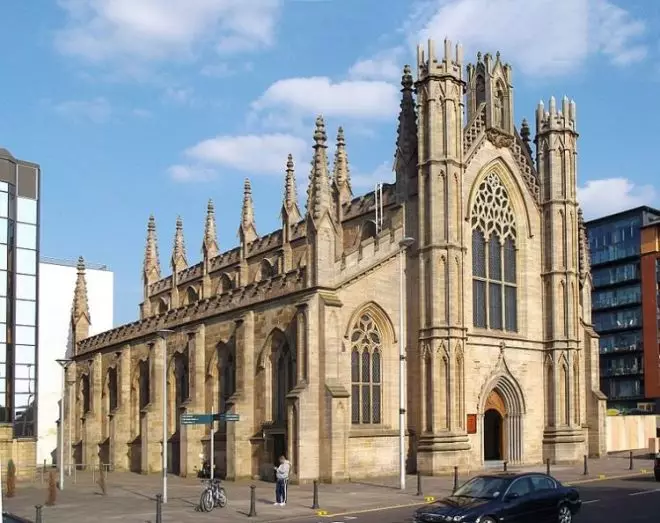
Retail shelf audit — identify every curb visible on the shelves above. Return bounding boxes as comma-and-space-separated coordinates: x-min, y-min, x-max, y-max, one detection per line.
565, 470, 653, 486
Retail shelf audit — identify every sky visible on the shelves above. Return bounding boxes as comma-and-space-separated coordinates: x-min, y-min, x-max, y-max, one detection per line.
0, 0, 658, 327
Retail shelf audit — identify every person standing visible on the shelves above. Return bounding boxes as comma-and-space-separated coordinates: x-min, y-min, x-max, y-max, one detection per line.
273, 455, 291, 506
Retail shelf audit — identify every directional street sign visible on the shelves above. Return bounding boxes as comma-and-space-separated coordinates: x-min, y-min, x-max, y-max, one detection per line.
180, 412, 240, 425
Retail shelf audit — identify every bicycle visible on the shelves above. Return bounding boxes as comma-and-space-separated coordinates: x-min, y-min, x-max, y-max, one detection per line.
199, 478, 228, 512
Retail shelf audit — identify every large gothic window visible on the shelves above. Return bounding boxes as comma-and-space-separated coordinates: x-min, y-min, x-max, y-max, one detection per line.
350, 313, 382, 425
273, 342, 295, 425
138, 360, 150, 410
471, 173, 518, 332
82, 374, 91, 414
221, 347, 236, 411
108, 367, 118, 412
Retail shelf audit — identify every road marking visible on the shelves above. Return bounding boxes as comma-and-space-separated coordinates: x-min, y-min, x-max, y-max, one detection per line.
344, 518, 358, 520
582, 499, 600, 504
319, 501, 428, 518
629, 489, 660, 497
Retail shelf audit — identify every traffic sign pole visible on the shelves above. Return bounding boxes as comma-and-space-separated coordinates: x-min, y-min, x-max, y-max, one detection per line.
210, 420, 215, 480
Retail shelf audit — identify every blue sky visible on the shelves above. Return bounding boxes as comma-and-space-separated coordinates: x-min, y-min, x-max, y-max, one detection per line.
0, 0, 658, 327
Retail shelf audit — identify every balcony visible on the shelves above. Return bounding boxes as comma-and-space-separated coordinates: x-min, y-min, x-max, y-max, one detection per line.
601, 366, 643, 377
600, 343, 642, 355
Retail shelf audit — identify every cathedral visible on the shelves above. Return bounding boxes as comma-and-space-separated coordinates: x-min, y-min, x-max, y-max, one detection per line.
62, 38, 607, 483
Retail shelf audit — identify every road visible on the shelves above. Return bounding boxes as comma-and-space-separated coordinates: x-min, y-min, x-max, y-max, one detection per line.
285, 475, 660, 523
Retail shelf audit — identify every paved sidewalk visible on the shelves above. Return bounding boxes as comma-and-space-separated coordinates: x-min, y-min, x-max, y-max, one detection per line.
3, 455, 655, 523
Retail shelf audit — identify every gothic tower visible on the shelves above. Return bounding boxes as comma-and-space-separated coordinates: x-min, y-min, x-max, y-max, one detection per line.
201, 199, 219, 298
281, 154, 301, 272
536, 96, 585, 461
415, 39, 470, 472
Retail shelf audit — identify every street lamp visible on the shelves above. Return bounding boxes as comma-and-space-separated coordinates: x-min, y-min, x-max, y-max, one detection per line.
55, 358, 72, 491
155, 329, 174, 504
398, 237, 415, 490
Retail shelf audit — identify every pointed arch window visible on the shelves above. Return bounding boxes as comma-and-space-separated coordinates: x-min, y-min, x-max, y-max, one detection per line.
220, 346, 237, 410
138, 359, 150, 409
108, 367, 118, 412
82, 374, 91, 414
350, 313, 382, 425
471, 173, 518, 332
273, 341, 295, 424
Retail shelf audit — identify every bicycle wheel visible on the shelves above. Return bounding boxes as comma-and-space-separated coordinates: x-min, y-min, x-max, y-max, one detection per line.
200, 489, 214, 512
216, 487, 227, 508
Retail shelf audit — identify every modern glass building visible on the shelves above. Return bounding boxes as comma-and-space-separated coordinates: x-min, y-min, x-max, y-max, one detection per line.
0, 147, 40, 438
586, 206, 660, 411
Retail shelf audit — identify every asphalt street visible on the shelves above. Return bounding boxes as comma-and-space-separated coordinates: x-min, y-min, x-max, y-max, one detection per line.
285, 475, 660, 523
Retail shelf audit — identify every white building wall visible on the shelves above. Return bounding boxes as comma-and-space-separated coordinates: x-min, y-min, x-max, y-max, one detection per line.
37, 258, 114, 465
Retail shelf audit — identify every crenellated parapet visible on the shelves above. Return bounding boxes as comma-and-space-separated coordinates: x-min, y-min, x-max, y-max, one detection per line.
78, 266, 307, 355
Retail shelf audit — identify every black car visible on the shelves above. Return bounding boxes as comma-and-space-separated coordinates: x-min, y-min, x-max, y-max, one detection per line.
413, 472, 581, 523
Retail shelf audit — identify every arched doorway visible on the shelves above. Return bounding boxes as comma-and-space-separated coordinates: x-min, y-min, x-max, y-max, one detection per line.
483, 389, 506, 462
484, 409, 503, 460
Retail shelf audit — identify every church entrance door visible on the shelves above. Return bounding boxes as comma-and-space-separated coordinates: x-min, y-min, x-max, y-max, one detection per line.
483, 409, 503, 461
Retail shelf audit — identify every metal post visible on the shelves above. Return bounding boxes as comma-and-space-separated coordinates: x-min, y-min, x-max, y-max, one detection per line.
398, 247, 406, 491
210, 421, 215, 480
546, 458, 550, 475
92, 464, 95, 484
503, 461, 508, 472
629, 451, 633, 470
156, 331, 174, 503
35, 505, 43, 523
416, 472, 423, 497
56, 359, 71, 490
155, 494, 162, 523
248, 485, 257, 517
583, 455, 588, 475
453, 466, 458, 493
312, 480, 319, 509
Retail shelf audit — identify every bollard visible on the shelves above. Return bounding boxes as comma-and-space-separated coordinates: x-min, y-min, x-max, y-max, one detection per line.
546, 458, 550, 476
629, 451, 633, 471
416, 471, 423, 497
503, 461, 508, 473
452, 466, 458, 493
92, 464, 96, 484
583, 455, 588, 476
248, 485, 257, 517
312, 479, 320, 509
35, 505, 43, 523
155, 494, 163, 523
40, 463, 44, 484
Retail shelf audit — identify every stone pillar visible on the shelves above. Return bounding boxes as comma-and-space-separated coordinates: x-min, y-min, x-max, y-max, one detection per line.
146, 341, 165, 473
85, 354, 103, 468
226, 313, 255, 480
182, 326, 206, 477
112, 347, 131, 470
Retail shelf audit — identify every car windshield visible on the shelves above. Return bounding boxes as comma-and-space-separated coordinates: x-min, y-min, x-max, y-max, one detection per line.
452, 476, 511, 500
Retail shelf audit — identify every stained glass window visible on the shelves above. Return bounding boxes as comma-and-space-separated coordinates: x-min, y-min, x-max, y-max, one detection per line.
471, 173, 518, 332
350, 313, 383, 424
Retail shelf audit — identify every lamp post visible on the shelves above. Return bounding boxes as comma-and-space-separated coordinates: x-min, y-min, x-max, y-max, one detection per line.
155, 329, 174, 504
55, 358, 72, 491
398, 237, 415, 490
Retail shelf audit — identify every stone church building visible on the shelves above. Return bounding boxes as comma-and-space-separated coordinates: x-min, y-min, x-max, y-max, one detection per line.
63, 38, 606, 482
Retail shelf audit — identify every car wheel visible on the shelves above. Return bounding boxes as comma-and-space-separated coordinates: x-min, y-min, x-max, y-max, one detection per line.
558, 504, 572, 523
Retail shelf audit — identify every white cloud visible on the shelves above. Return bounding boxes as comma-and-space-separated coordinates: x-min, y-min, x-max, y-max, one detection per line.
55, 0, 281, 66
349, 47, 405, 82
168, 164, 217, 182
252, 77, 399, 122
183, 133, 308, 176
54, 97, 112, 123
352, 161, 395, 190
403, 0, 647, 77
578, 178, 657, 220
162, 87, 196, 105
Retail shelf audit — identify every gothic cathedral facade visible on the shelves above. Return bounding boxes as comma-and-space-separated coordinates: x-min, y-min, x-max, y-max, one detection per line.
62, 39, 606, 482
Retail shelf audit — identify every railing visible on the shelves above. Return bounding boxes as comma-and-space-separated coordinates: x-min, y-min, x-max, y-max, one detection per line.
601, 366, 643, 377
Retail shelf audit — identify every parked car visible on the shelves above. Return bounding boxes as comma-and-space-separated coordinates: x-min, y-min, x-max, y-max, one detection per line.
412, 473, 582, 523
654, 453, 660, 481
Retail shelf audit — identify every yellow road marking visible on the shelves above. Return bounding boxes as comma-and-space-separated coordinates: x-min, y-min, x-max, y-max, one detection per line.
566, 470, 653, 486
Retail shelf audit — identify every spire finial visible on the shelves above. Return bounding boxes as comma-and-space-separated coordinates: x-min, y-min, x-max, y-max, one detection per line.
239, 177, 258, 244
144, 214, 161, 283
282, 154, 302, 223
306, 116, 332, 221
202, 199, 219, 259
72, 255, 91, 345
394, 64, 418, 200
333, 126, 352, 203
171, 215, 187, 272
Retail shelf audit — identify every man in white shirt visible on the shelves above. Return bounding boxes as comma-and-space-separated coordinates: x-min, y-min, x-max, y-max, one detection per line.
273, 455, 291, 506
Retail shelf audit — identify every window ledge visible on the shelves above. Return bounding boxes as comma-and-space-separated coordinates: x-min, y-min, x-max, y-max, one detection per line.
469, 329, 525, 340
349, 426, 397, 438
